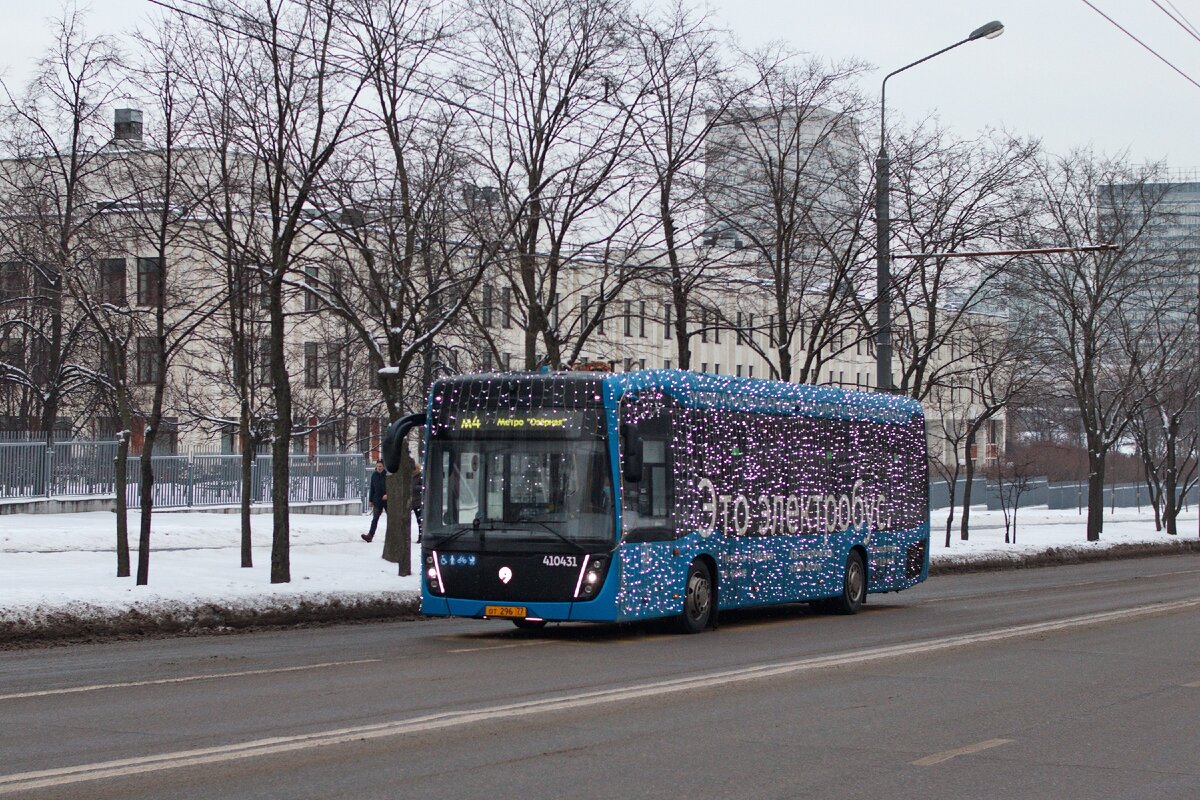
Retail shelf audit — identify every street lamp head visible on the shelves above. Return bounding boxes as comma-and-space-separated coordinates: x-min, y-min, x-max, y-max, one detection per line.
969, 20, 1004, 41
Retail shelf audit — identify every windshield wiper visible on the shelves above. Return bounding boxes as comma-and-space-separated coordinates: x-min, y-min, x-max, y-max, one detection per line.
517, 519, 588, 552
427, 523, 483, 549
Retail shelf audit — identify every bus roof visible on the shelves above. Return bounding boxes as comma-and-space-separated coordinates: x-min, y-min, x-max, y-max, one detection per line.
430, 369, 922, 425
605, 369, 923, 424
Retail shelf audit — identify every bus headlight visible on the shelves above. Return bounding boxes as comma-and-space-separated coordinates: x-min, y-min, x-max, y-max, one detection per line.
573, 556, 611, 600
427, 551, 446, 595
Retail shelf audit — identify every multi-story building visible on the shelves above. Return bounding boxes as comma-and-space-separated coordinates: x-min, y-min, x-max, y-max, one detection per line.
0, 107, 991, 468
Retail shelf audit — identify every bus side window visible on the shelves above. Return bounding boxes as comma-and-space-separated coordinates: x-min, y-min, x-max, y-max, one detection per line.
622, 416, 675, 540
639, 439, 670, 518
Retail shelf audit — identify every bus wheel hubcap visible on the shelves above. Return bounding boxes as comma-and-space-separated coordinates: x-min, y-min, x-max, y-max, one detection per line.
847, 560, 864, 601
689, 573, 710, 619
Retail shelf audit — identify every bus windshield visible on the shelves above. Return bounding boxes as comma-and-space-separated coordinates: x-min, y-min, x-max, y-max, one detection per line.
425, 437, 615, 551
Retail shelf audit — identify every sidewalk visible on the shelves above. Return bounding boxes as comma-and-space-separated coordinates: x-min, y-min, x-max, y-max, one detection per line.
2, 506, 1198, 644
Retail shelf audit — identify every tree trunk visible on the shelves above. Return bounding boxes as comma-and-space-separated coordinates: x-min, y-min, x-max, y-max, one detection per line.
960, 444, 976, 542
382, 459, 412, 575
1165, 425, 1179, 536
239, 405, 254, 568
269, 263, 292, 584
1086, 450, 1105, 542
136, 426, 157, 586
114, 432, 130, 578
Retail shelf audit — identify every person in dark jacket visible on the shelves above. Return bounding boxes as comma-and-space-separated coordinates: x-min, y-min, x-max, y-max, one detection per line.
362, 460, 387, 542
410, 464, 423, 542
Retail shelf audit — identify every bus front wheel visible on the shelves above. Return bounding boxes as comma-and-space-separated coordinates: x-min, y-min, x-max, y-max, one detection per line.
830, 551, 866, 615
679, 560, 714, 633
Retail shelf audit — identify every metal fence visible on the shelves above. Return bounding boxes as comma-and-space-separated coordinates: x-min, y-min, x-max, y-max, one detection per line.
930, 476, 1200, 512
0, 440, 369, 510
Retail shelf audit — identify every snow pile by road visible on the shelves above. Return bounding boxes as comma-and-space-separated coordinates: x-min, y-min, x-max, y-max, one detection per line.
0, 505, 1196, 641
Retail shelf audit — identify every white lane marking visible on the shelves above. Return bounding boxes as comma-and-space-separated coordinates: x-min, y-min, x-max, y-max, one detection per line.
1, 598, 1197, 795
0, 659, 381, 702
449, 640, 554, 654
912, 738, 1014, 766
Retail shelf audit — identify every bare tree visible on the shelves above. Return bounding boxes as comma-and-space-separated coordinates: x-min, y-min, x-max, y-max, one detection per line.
0, 11, 121, 452
1124, 274, 1198, 536
459, 0, 649, 371
994, 445, 1038, 545
887, 125, 1038, 401
1011, 152, 1169, 541
189, 0, 367, 583
705, 53, 872, 383
627, 2, 743, 370
117, 20, 224, 586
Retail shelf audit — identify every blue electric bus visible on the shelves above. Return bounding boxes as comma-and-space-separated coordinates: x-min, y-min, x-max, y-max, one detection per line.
385, 369, 929, 633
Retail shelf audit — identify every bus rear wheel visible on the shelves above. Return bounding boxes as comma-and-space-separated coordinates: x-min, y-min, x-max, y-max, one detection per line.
830, 551, 866, 615
679, 560, 714, 634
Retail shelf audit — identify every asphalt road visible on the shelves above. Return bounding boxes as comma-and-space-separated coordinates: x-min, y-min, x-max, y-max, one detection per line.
2, 554, 1199, 799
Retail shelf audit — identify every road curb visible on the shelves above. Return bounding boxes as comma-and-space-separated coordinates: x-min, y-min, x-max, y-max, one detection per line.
0, 593, 423, 649
928, 539, 1200, 575
5, 541, 1199, 647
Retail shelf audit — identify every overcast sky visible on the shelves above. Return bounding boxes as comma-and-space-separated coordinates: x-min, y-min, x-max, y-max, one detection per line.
3, 0, 1200, 172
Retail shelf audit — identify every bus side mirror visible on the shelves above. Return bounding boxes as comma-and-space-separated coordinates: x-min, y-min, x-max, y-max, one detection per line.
621, 423, 643, 483
382, 412, 426, 474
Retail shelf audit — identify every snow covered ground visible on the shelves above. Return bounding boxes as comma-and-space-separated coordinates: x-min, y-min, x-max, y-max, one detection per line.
0, 505, 1196, 627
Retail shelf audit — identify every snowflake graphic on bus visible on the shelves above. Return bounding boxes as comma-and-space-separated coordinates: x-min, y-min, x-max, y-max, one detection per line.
393, 369, 929, 633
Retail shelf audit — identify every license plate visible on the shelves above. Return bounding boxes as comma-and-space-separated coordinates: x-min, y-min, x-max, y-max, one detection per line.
485, 605, 528, 619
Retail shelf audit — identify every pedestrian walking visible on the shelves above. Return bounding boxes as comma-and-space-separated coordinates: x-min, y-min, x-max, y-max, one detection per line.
362, 460, 387, 542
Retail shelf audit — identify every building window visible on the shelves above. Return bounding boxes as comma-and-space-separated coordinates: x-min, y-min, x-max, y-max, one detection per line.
482, 284, 494, 328
736, 364, 742, 377
257, 338, 271, 384
664, 358, 671, 369
501, 287, 512, 328
748, 365, 754, 378
99, 258, 127, 306
136, 257, 163, 307
714, 363, 720, 374
304, 342, 319, 387
639, 302, 646, 337
0, 261, 21, 302
136, 336, 161, 384
700, 308, 708, 343
639, 358, 645, 370
327, 345, 344, 389
736, 312, 745, 345
304, 266, 320, 311
623, 357, 633, 372
701, 362, 707, 373
0, 337, 24, 372
502, 352, 511, 370
624, 300, 632, 337
663, 303, 672, 340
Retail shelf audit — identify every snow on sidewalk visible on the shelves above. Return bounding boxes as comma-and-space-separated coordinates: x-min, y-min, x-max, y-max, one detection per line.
0, 506, 1196, 625
1, 511, 422, 625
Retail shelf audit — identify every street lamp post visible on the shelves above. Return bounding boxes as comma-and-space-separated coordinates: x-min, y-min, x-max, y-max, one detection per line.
875, 20, 1004, 393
